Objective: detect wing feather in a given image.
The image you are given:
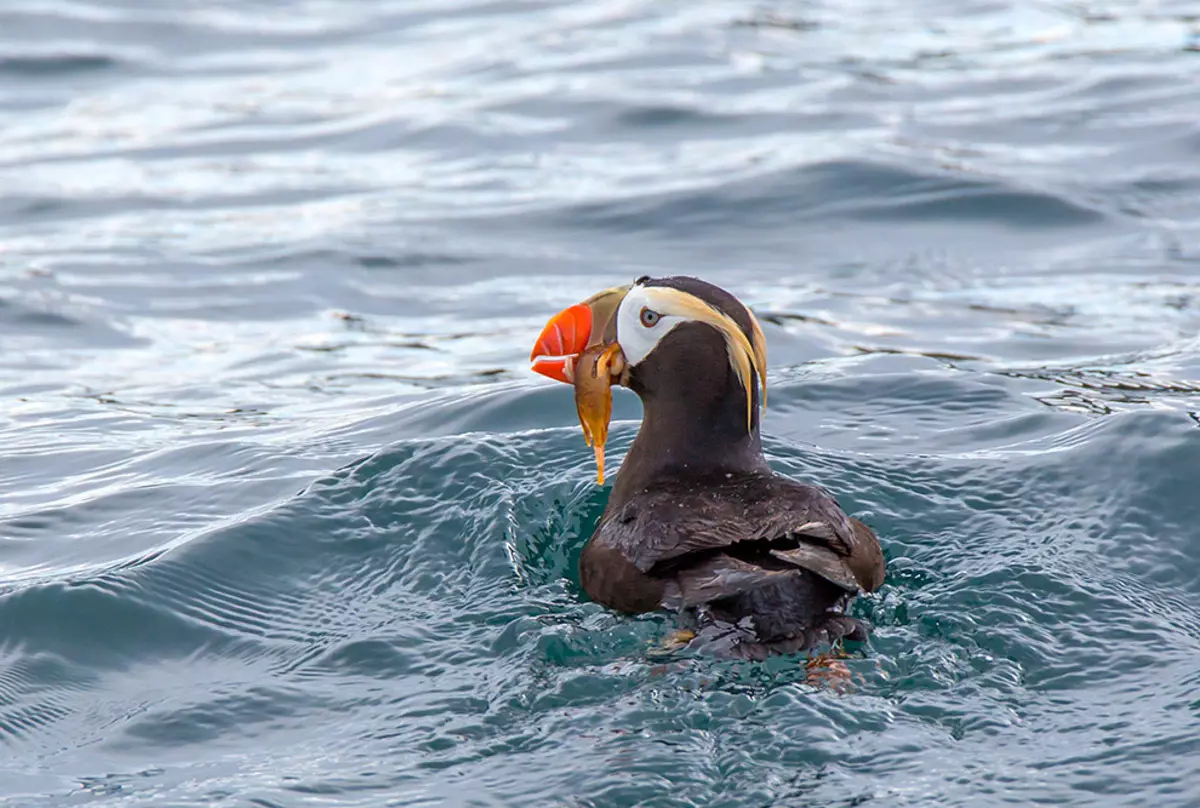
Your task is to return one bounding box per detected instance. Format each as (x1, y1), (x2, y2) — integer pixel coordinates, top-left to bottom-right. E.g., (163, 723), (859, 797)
(596, 471), (883, 595)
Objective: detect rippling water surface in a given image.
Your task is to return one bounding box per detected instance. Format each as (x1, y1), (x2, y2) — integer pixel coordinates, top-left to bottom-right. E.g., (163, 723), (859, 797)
(2, 1), (1200, 805)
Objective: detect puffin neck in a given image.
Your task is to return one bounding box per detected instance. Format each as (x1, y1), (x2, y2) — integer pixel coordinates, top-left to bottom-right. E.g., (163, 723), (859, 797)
(610, 345), (765, 502)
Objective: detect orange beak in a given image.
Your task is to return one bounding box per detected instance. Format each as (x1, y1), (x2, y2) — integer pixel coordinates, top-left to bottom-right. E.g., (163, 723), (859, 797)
(528, 285), (630, 383)
(529, 303), (593, 383)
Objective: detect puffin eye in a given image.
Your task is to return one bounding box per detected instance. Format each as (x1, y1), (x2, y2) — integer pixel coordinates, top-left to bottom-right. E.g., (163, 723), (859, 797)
(639, 307), (661, 327)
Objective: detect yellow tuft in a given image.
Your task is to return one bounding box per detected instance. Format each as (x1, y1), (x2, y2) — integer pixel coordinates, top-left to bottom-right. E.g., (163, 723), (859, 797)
(644, 287), (769, 433)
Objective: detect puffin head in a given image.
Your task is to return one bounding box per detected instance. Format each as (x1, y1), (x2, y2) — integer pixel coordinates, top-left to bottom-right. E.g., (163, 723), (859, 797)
(530, 276), (769, 484)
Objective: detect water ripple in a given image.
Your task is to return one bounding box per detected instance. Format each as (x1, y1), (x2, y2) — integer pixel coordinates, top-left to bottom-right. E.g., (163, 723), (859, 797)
(1, 0), (1199, 805)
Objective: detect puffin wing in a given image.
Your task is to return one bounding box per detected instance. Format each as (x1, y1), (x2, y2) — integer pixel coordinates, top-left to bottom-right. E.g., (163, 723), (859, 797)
(659, 553), (801, 610)
(605, 472), (884, 595)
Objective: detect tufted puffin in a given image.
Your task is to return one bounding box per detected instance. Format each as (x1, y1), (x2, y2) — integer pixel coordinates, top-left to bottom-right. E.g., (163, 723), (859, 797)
(530, 276), (885, 660)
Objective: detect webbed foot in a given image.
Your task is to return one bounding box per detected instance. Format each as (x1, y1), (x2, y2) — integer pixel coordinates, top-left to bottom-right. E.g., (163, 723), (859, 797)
(804, 650), (853, 690)
(645, 628), (697, 659)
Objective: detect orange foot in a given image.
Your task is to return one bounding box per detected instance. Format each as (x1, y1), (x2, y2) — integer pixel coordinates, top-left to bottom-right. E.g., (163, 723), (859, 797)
(805, 652), (854, 691)
(659, 628), (696, 651)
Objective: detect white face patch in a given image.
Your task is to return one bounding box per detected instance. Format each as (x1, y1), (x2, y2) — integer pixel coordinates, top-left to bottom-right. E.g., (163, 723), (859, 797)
(614, 280), (770, 430)
(615, 285), (689, 366)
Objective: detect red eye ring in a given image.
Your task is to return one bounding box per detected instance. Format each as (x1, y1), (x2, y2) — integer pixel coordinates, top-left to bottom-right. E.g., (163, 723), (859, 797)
(639, 307), (661, 327)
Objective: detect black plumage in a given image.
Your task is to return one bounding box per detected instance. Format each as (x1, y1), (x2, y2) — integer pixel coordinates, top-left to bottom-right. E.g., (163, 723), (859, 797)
(578, 276), (885, 659)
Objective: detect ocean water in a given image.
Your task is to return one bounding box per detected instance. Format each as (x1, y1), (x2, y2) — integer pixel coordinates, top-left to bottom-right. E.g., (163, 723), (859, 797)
(2, 0), (1199, 805)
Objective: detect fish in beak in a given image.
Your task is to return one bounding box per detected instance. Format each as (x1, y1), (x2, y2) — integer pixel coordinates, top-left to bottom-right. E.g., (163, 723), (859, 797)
(529, 286), (630, 484)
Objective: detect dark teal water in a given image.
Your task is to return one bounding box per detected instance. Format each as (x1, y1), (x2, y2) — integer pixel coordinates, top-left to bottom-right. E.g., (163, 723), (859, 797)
(3, 1), (1200, 805)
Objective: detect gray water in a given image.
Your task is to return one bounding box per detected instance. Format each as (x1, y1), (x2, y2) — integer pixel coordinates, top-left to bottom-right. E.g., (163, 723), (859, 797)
(2, 1), (1200, 806)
